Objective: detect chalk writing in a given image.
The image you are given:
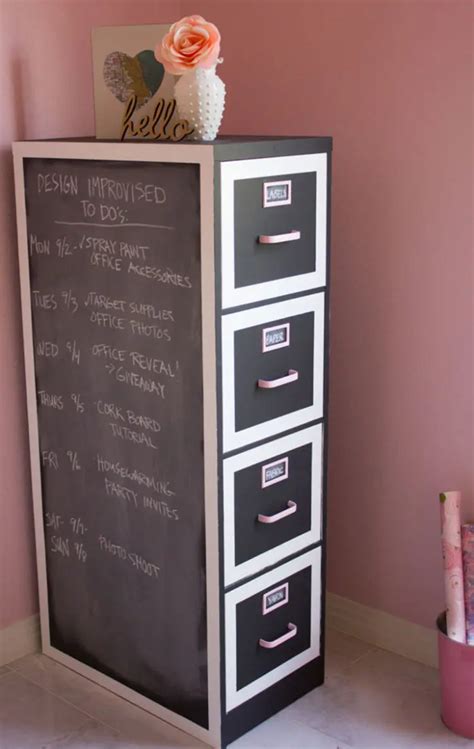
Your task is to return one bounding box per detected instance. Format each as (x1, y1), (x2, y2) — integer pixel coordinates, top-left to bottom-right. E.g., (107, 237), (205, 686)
(30, 235), (50, 256)
(70, 393), (85, 413)
(45, 512), (63, 530)
(109, 423), (158, 449)
(37, 173), (78, 195)
(84, 292), (174, 321)
(66, 451), (81, 471)
(96, 454), (175, 497)
(36, 341), (59, 358)
(32, 291), (57, 310)
(38, 390), (63, 409)
(42, 451), (59, 470)
(98, 535), (160, 578)
(61, 290), (79, 313)
(104, 365), (166, 398)
(105, 478), (138, 508)
(50, 536), (70, 557)
(66, 340), (81, 365)
(96, 400), (156, 430)
(143, 496), (179, 520)
(127, 262), (192, 288)
(70, 517), (87, 535)
(87, 177), (166, 205)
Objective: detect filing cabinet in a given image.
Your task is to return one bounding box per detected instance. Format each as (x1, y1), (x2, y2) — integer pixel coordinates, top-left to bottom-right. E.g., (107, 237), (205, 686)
(15, 135), (331, 749)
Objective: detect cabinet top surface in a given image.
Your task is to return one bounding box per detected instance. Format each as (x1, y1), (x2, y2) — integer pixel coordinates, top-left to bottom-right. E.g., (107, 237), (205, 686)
(14, 135), (332, 161)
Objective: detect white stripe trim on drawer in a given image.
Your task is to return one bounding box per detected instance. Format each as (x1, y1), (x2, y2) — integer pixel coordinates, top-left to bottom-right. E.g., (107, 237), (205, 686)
(225, 547), (321, 712)
(220, 153), (327, 309)
(223, 424), (323, 586)
(221, 293), (325, 453)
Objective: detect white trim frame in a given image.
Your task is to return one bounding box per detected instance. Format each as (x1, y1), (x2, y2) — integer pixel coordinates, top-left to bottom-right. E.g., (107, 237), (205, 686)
(225, 547), (321, 712)
(221, 293), (325, 453)
(221, 153), (327, 309)
(223, 424), (322, 586)
(13, 140), (221, 747)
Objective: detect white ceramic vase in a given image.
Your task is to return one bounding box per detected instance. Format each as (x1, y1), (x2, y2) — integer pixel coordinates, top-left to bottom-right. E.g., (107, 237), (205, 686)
(174, 65), (226, 141)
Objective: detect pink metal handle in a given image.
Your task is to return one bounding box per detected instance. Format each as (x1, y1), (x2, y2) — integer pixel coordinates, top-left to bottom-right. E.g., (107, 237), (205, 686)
(258, 369), (298, 389)
(259, 623), (297, 649)
(258, 230), (301, 245)
(258, 500), (297, 525)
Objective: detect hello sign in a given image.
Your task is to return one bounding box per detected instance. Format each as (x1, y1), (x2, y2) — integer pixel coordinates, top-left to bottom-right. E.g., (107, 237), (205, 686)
(92, 24), (192, 141)
(120, 95), (194, 142)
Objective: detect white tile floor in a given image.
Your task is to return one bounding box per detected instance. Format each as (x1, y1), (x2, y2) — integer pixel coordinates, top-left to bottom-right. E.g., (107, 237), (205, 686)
(0, 630), (472, 748)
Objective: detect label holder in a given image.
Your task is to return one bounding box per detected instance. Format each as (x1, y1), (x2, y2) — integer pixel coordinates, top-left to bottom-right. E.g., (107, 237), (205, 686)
(261, 456), (289, 488)
(263, 179), (292, 208)
(262, 582), (289, 615)
(262, 322), (290, 353)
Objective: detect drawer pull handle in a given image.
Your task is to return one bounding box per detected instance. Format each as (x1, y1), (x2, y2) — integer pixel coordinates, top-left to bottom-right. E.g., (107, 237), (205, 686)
(259, 623), (298, 649)
(258, 369), (299, 389)
(258, 500), (297, 524)
(258, 230), (301, 245)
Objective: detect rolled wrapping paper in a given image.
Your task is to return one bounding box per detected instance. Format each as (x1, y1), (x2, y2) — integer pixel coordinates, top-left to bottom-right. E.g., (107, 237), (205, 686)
(440, 491), (466, 643)
(461, 524), (474, 645)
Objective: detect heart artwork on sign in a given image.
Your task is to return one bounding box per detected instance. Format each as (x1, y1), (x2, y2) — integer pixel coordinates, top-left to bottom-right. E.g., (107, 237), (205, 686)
(103, 50), (165, 109)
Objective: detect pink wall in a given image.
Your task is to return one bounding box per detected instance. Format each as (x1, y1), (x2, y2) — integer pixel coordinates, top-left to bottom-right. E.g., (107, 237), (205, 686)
(0, 0), (180, 630)
(184, 0), (473, 629)
(1, 1), (472, 632)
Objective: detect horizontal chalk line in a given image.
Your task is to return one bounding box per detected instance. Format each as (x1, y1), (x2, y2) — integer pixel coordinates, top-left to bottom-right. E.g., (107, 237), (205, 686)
(54, 221), (174, 230)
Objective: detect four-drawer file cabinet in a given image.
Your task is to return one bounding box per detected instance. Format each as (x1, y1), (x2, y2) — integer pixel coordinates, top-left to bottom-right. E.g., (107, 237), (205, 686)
(15, 135), (331, 748)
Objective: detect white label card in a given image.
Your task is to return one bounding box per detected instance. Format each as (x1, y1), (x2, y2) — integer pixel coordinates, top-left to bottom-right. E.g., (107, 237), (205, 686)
(263, 180), (292, 207)
(262, 322), (290, 353)
(262, 583), (289, 615)
(261, 456), (289, 488)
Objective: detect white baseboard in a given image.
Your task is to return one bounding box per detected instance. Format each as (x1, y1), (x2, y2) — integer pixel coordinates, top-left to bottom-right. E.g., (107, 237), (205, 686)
(0, 614), (40, 667)
(326, 592), (438, 669)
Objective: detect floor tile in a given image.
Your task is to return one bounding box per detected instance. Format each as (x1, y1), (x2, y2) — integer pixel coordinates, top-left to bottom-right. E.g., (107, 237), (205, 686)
(287, 648), (472, 748)
(0, 671), (119, 749)
(6, 634), (472, 749)
(10, 654), (206, 748)
(324, 629), (375, 676)
(231, 709), (351, 747)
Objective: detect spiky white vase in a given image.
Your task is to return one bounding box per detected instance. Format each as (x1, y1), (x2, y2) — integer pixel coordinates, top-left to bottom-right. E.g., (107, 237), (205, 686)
(174, 66), (226, 141)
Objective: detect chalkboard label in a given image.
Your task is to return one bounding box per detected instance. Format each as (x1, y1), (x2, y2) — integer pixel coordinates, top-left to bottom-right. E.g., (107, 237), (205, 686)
(262, 323), (290, 353)
(262, 583), (289, 615)
(263, 179), (292, 207)
(23, 157), (208, 728)
(261, 456), (289, 488)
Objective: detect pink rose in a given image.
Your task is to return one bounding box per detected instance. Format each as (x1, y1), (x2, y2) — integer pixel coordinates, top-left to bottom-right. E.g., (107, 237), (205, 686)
(155, 15), (221, 75)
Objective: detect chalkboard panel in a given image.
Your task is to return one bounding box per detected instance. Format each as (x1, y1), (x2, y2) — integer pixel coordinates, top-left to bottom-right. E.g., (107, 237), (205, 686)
(24, 157), (207, 727)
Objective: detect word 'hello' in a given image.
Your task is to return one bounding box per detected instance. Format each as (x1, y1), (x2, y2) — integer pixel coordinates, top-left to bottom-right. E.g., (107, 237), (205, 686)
(121, 96), (194, 142)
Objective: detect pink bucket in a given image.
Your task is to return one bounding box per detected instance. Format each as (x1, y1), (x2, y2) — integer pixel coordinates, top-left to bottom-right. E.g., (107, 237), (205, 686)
(437, 612), (474, 739)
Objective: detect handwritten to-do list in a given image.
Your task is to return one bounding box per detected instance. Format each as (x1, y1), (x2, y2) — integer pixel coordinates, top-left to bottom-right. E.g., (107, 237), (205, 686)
(24, 158), (208, 727)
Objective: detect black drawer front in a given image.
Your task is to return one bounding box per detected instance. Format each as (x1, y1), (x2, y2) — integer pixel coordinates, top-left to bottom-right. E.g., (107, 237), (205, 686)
(234, 443), (312, 566)
(234, 172), (317, 289)
(234, 312), (314, 432)
(236, 566), (312, 690)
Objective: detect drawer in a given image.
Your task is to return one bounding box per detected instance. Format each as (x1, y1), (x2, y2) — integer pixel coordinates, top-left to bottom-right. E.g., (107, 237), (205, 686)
(225, 547), (321, 711)
(220, 154), (327, 309)
(223, 425), (323, 585)
(221, 294), (325, 452)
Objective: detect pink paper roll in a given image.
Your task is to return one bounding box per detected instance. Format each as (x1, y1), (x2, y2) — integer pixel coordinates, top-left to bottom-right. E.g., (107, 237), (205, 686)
(440, 491), (466, 643)
(461, 524), (474, 645)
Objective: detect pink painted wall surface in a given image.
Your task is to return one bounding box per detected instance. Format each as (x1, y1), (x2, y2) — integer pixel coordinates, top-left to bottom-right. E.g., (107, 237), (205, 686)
(1, 0), (472, 632)
(0, 0), (180, 630)
(180, 0), (473, 629)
